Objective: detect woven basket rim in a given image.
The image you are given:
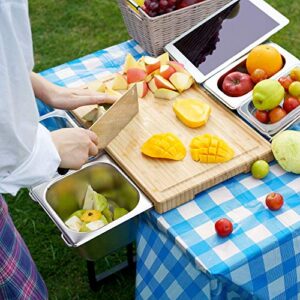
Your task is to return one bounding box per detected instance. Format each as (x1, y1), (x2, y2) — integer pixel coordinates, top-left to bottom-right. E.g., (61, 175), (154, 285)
(135, 0), (224, 20)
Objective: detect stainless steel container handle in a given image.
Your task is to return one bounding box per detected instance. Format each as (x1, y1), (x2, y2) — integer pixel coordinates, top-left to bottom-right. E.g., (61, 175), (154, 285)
(61, 234), (74, 248)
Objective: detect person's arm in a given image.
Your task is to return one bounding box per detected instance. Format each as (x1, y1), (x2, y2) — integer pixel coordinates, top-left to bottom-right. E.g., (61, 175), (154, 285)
(0, 1), (99, 195)
(31, 72), (117, 110)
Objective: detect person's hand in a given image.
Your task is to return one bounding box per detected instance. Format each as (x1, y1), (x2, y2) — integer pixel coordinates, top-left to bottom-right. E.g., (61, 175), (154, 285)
(31, 72), (117, 110)
(47, 85), (117, 110)
(51, 128), (98, 169)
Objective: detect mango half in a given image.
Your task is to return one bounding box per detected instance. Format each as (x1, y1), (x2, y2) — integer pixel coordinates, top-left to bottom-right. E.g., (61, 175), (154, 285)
(190, 134), (234, 163)
(173, 98), (211, 128)
(141, 133), (186, 161)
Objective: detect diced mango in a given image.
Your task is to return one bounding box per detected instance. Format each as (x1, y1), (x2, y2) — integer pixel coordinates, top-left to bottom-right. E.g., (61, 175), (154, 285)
(141, 133), (186, 161)
(190, 134), (234, 163)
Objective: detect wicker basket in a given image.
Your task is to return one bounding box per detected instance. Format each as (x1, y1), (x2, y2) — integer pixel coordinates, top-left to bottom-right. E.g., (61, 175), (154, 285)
(117, 0), (233, 56)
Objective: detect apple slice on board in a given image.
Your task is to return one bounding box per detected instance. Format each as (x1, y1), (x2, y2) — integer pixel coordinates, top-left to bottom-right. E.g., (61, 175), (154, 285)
(154, 75), (176, 91)
(160, 65), (176, 80)
(129, 82), (149, 98)
(148, 78), (158, 93)
(169, 72), (194, 93)
(154, 88), (179, 100)
(144, 56), (161, 74)
(112, 73), (128, 90)
(127, 68), (147, 84)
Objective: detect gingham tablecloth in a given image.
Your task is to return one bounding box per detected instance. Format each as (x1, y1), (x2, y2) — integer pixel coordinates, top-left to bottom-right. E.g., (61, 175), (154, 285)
(39, 40), (300, 300)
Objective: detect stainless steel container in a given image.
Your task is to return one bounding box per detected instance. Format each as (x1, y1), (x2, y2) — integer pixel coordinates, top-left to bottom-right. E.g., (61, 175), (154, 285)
(237, 63), (300, 139)
(30, 113), (152, 261)
(203, 42), (299, 110)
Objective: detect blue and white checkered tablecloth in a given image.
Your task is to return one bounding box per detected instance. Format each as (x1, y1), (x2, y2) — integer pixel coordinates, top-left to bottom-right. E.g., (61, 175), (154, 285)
(39, 40), (300, 300)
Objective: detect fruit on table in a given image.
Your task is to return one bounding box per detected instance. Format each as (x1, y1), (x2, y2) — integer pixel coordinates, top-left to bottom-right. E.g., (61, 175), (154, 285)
(252, 79), (284, 110)
(246, 45), (283, 77)
(269, 107), (287, 124)
(215, 218), (233, 237)
(169, 72), (194, 93)
(222, 71), (254, 97)
(250, 68), (268, 84)
(173, 98), (211, 128)
(272, 130), (300, 174)
(141, 132), (186, 160)
(148, 78), (158, 93)
(127, 68), (147, 84)
(265, 192), (284, 211)
(159, 64), (176, 80)
(112, 73), (128, 90)
(144, 56), (161, 74)
(255, 110), (269, 124)
(169, 61), (185, 72)
(283, 96), (300, 113)
(288, 81), (300, 97)
(190, 134), (234, 163)
(289, 66), (300, 81)
(154, 88), (179, 100)
(135, 81), (149, 98)
(278, 76), (293, 91)
(154, 75), (176, 90)
(158, 52), (170, 65)
(251, 160), (269, 179)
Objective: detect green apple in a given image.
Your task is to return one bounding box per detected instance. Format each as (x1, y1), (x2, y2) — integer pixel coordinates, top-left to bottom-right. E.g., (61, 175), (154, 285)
(288, 81), (300, 97)
(252, 79), (284, 110)
(251, 160), (269, 179)
(65, 215), (82, 232)
(94, 193), (108, 212)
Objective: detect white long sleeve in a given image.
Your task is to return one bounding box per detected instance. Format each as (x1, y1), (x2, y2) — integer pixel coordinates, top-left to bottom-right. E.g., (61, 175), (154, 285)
(0, 0), (61, 195)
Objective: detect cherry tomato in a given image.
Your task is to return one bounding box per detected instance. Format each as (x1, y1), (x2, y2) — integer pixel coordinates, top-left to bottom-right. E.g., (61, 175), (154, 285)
(251, 69), (268, 84)
(215, 218), (233, 237)
(266, 192), (284, 211)
(255, 110), (269, 124)
(269, 107), (287, 123)
(278, 76), (293, 91)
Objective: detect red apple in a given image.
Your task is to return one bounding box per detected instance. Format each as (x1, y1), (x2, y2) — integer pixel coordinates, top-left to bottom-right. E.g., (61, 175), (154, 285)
(222, 72), (254, 97)
(127, 68), (147, 84)
(250, 69), (268, 84)
(269, 107), (287, 123)
(169, 61), (185, 72)
(255, 110), (269, 124)
(283, 96), (300, 113)
(266, 192), (284, 211)
(136, 81), (148, 98)
(278, 76), (293, 91)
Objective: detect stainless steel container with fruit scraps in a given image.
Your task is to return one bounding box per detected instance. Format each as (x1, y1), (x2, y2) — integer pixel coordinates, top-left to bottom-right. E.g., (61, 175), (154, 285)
(30, 112), (152, 261)
(203, 42), (300, 139)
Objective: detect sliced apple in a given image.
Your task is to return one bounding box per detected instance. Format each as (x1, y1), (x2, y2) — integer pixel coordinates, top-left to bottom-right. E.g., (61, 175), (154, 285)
(112, 73), (128, 90)
(77, 105), (98, 122)
(169, 61), (185, 72)
(160, 64), (176, 80)
(145, 69), (160, 83)
(154, 88), (179, 100)
(123, 53), (138, 73)
(158, 52), (170, 65)
(169, 72), (194, 93)
(97, 82), (106, 93)
(127, 68), (147, 84)
(148, 78), (158, 93)
(154, 75), (176, 91)
(144, 56), (161, 74)
(136, 81), (149, 98)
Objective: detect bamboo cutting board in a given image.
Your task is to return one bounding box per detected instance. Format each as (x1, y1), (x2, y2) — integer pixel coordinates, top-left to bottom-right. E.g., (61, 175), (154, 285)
(73, 81), (273, 213)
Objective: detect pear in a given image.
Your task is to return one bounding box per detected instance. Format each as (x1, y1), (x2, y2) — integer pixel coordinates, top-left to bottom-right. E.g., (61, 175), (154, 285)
(94, 194), (108, 212)
(114, 207), (128, 220)
(252, 79), (284, 110)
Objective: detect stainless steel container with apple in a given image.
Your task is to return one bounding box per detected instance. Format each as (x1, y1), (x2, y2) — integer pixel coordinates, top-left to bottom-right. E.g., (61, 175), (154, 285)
(237, 63), (300, 140)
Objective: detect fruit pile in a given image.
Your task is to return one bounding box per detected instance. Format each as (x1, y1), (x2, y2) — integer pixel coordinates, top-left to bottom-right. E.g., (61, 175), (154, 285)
(221, 45), (283, 98)
(142, 0), (204, 17)
(119, 52), (194, 100)
(253, 67), (300, 125)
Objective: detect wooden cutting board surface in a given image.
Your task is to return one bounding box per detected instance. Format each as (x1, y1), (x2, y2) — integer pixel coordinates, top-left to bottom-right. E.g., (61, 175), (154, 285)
(74, 81), (273, 213)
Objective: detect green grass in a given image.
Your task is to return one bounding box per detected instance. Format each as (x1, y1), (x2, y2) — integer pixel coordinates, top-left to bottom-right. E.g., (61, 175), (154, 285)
(4, 0), (300, 299)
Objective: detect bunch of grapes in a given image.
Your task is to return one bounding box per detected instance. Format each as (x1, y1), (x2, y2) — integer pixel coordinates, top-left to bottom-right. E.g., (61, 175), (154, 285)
(142, 0), (177, 17)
